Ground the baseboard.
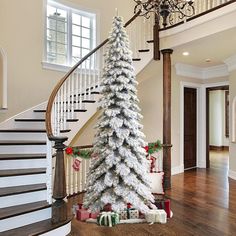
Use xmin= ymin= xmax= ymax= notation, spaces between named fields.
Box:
xmin=228 ymin=169 xmax=236 ymax=180
xmin=209 ymin=145 xmax=229 ymax=151
xmin=171 ymin=165 xmax=184 ymax=176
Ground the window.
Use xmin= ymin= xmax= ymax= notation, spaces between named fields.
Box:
xmin=44 ymin=0 xmax=96 ymax=69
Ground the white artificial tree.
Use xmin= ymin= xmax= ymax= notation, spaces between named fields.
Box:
xmin=83 ymin=16 xmax=155 ymax=213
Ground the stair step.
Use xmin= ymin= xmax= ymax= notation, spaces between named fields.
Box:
xmin=34 ymin=109 xmax=87 ymax=113
xmin=0 ymin=184 xmax=46 ymax=197
xmin=0 ymin=218 xmax=71 ymax=236
xmin=138 ymin=49 xmax=150 ymax=52
xmin=132 ymin=58 xmax=141 ymax=61
xmin=82 ymin=100 xmax=96 ymax=103
xmin=0 ymin=129 xmax=47 ymax=133
xmin=33 ymin=110 xmax=47 ymax=113
xmin=0 ymin=140 xmax=46 ymax=145
xmin=0 ymin=201 xmax=50 ymax=220
xmin=0 ymin=154 xmax=47 ymax=160
xmin=15 ymin=118 xmax=78 ymax=122
xmin=147 ymin=40 xmax=154 ymax=43
xmin=0 ymin=168 xmax=46 ymax=177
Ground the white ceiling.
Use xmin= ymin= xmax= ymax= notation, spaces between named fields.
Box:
xmin=172 ymin=27 xmax=236 ymax=67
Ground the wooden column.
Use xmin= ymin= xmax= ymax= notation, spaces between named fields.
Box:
xmin=153 ymin=14 xmax=160 ymax=60
xmin=51 ymin=136 xmax=68 ymax=224
xmin=161 ymin=49 xmax=173 ymax=190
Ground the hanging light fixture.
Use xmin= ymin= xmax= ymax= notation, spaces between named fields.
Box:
xmin=133 ymin=0 xmax=195 ymax=28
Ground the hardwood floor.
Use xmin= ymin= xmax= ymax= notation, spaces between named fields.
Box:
xmin=68 ymin=150 xmax=236 ymax=236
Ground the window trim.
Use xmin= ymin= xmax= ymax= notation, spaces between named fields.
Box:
xmin=42 ymin=0 xmax=99 ymax=72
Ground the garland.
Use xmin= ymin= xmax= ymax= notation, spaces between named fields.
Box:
xmin=144 ymin=140 xmax=162 ymax=154
xmin=65 ymin=146 xmax=93 ymax=159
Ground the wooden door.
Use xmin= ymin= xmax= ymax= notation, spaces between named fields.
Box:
xmin=184 ymin=88 xmax=197 ymax=169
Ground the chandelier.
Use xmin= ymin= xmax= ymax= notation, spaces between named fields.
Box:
xmin=133 ymin=0 xmax=195 ymax=28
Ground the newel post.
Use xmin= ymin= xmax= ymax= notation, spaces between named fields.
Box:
xmin=153 ymin=14 xmax=160 ymax=60
xmin=161 ymin=49 xmax=173 ymax=190
xmin=51 ymin=136 xmax=68 ymax=224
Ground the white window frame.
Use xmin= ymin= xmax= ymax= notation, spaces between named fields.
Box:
xmin=42 ymin=0 xmax=98 ymax=72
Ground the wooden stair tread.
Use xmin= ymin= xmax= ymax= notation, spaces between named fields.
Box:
xmin=34 ymin=109 xmax=87 ymax=113
xmin=0 ymin=129 xmax=47 ymax=133
xmin=0 ymin=217 xmax=71 ymax=236
xmin=15 ymin=118 xmax=78 ymax=122
xmin=0 ymin=183 xmax=46 ymax=197
xmin=0 ymin=200 xmax=50 ymax=220
xmin=82 ymin=100 xmax=96 ymax=103
xmin=138 ymin=49 xmax=150 ymax=52
xmin=132 ymin=58 xmax=141 ymax=61
xmin=0 ymin=153 xmax=47 ymax=160
xmin=0 ymin=140 xmax=46 ymax=145
xmin=0 ymin=168 xmax=46 ymax=177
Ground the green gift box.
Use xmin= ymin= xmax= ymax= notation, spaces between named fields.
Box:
xmin=97 ymin=212 xmax=120 ymax=227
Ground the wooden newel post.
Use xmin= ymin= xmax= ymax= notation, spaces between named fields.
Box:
xmin=153 ymin=14 xmax=160 ymax=60
xmin=161 ymin=49 xmax=173 ymax=190
xmin=51 ymin=136 xmax=68 ymax=224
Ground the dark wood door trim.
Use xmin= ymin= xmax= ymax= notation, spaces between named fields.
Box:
xmin=206 ymin=85 xmax=229 ymax=169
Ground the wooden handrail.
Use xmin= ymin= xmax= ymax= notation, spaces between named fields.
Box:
xmin=45 ymin=11 xmax=141 ymax=140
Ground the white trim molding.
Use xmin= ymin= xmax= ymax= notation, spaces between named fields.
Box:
xmin=172 ymin=165 xmax=184 ymax=176
xmin=0 ymin=48 xmax=7 ymax=109
xmin=228 ymin=169 xmax=236 ymax=180
xmin=175 ymin=63 xmax=229 ymax=80
xmin=224 ymin=54 xmax=236 ymax=72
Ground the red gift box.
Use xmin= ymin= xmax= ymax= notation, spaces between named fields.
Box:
xmin=90 ymin=212 xmax=99 ymax=219
xmin=155 ymin=199 xmax=171 ymax=218
xmin=76 ymin=209 xmax=90 ymax=221
xmin=127 ymin=203 xmax=132 ymax=209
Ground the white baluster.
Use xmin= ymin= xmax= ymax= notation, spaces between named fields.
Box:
xmin=88 ymin=59 xmax=91 ymax=100
xmin=84 ymin=60 xmax=87 ymax=101
xmin=67 ymin=77 xmax=71 ymax=120
xmin=71 ymin=73 xmax=75 ymax=119
xmin=79 ymin=160 xmax=83 ymax=192
xmin=75 ymin=67 xmax=79 ymax=110
xmin=79 ymin=65 xmax=83 ymax=109
xmin=63 ymin=83 xmax=67 ymax=131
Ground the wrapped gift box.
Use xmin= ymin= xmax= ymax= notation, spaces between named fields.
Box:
xmin=90 ymin=212 xmax=99 ymax=219
xmin=119 ymin=208 xmax=139 ymax=220
xmin=97 ymin=211 xmax=120 ymax=227
xmin=145 ymin=209 xmax=167 ymax=224
xmin=154 ymin=199 xmax=171 ymax=218
xmin=76 ymin=209 xmax=90 ymax=221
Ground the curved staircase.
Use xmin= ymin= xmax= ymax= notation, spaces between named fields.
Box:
xmin=0 ymin=0 xmax=234 ymax=234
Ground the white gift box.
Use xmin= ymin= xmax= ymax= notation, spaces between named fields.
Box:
xmin=145 ymin=209 xmax=167 ymax=224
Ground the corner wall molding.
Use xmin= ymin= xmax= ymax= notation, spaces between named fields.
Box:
xmin=229 ymin=169 xmax=236 ymax=180
xmin=224 ymin=54 xmax=236 ymax=72
xmin=171 ymin=165 xmax=184 ymax=176
xmin=175 ymin=63 xmax=229 ymax=80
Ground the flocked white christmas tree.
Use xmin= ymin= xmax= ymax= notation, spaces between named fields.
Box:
xmin=83 ymin=16 xmax=155 ymax=213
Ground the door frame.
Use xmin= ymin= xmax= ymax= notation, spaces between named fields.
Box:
xmin=206 ymin=84 xmax=229 ymax=168
xmin=180 ymin=81 xmax=229 ymax=171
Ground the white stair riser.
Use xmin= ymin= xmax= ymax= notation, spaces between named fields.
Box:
xmin=0 ymin=133 xmax=47 ymax=141
xmin=0 ymin=159 xmax=47 ymax=170
xmin=0 ymin=173 xmax=47 ymax=188
xmin=0 ymin=207 xmax=51 ymax=232
xmin=41 ymin=222 xmax=71 ymax=236
xmin=0 ymin=190 xmax=47 ymax=208
xmin=0 ymin=145 xmax=47 ymax=154
xmin=13 ymin=122 xmax=46 ymax=129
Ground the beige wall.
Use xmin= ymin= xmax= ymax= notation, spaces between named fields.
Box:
xmin=0 ymin=0 xmax=134 ymax=122
xmin=229 ymin=70 xmax=236 ymax=174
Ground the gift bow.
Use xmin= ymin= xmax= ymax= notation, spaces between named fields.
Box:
xmin=99 ymin=212 xmax=116 ymax=227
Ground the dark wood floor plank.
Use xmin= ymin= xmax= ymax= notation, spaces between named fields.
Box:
xmin=0 ymin=183 xmax=46 ymax=197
